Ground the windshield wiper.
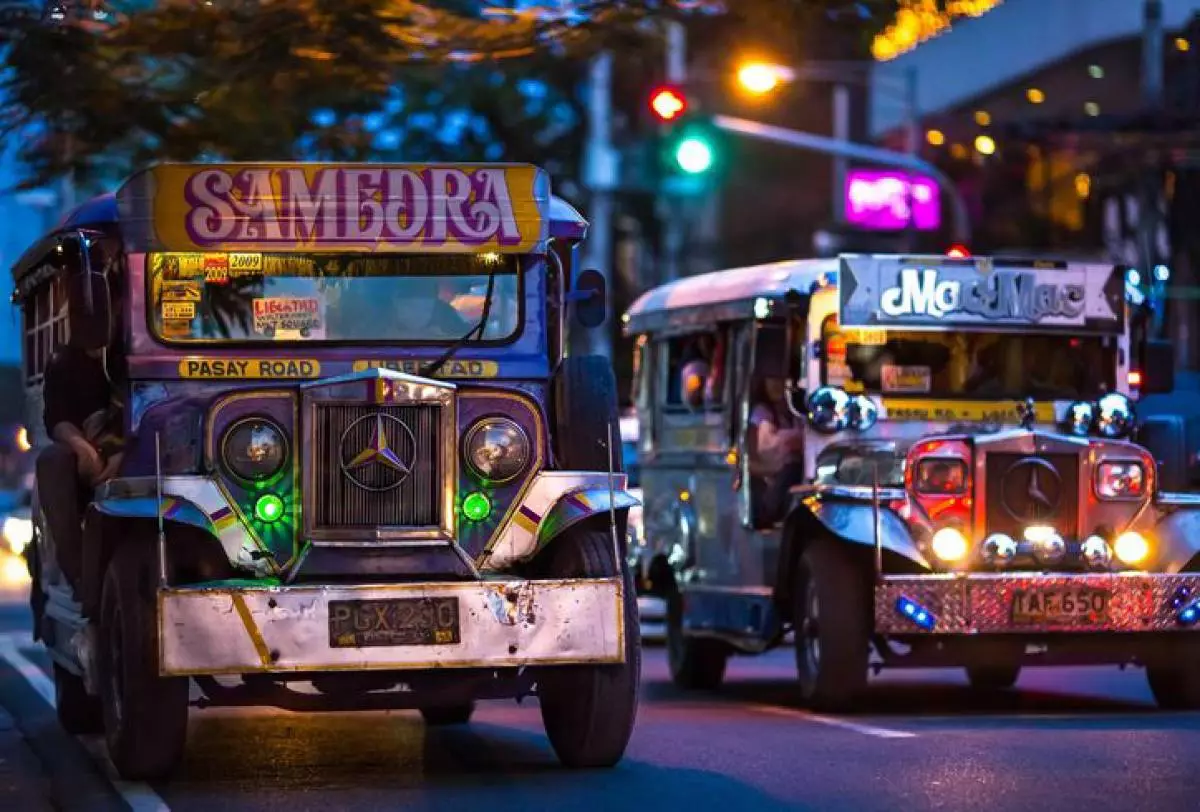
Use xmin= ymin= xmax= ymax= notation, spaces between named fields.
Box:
xmin=419 ymin=271 xmax=497 ymax=378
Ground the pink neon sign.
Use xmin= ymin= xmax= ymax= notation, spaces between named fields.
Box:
xmin=844 ymin=170 xmax=941 ymax=231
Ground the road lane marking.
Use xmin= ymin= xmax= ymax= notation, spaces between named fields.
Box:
xmin=0 ymin=632 xmax=171 ymax=812
xmin=750 ymin=705 xmax=916 ymax=738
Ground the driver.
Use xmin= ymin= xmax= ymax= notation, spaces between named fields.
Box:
xmin=393 ymin=277 xmax=472 ymax=339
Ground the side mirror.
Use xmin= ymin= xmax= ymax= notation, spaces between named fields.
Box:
xmin=1140 ymin=340 xmax=1175 ymax=395
xmin=572 ymin=268 xmax=607 ymax=328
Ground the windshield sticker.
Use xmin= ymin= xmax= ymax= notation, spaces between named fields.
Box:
xmin=881 ymin=365 xmax=931 ymax=393
xmin=162 ymin=302 xmax=195 ymax=321
xmin=229 ymin=253 xmax=263 ymax=274
xmin=178 ymin=358 xmax=321 ymax=379
xmin=133 ymin=163 xmax=549 ymax=254
xmin=252 ymin=297 xmax=325 ymax=340
xmin=204 ymin=253 xmax=230 ymax=285
xmin=161 ymin=281 xmax=201 ymax=302
xmin=844 ymin=327 xmax=887 ymax=346
xmin=882 ymin=399 xmax=1056 ymax=424
xmin=839 ymin=256 xmax=1123 ymax=331
xmin=353 ymin=359 xmax=500 ymax=378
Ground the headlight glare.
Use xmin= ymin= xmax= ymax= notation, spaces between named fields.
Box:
xmin=222 ymin=418 xmax=288 ymax=483
xmin=464 ymin=417 xmax=530 ymax=483
xmin=931 ymin=527 xmax=969 ymax=563
xmin=1095 ymin=461 xmax=1145 ymax=499
xmin=1114 ymin=531 xmax=1150 ymax=565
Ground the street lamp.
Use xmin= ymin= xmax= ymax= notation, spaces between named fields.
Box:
xmin=736 ymin=62 xmax=795 ymax=96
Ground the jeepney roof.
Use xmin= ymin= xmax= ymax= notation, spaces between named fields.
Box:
xmin=10 ymin=163 xmax=588 ymax=287
xmin=623 ymin=258 xmax=836 ymax=334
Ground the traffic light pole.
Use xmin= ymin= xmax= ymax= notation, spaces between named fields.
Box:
xmin=711 ymin=114 xmax=973 ymax=244
xmin=659 ymin=20 xmax=687 ymax=284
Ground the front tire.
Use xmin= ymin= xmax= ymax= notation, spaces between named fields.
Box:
xmin=793 ymin=539 xmax=870 ymax=712
xmin=420 ymin=703 xmax=475 ymax=726
xmin=99 ymin=544 xmax=190 ymax=780
xmin=53 ymin=664 xmax=103 ymax=735
xmin=666 ymin=588 xmax=729 ymax=690
xmin=537 ymin=523 xmax=639 ymax=769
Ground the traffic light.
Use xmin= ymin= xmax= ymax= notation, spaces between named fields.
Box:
xmin=649 ymin=85 xmax=687 ymax=123
xmin=645 ymin=85 xmax=722 ymax=192
xmin=661 ymin=118 xmax=722 ymax=180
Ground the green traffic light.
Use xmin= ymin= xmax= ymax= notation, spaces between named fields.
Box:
xmin=674 ymin=136 xmax=714 ymax=174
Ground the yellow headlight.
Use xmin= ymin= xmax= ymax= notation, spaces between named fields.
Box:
xmin=1113 ymin=531 xmax=1149 ymax=565
xmin=931 ymin=527 xmax=969 ymax=563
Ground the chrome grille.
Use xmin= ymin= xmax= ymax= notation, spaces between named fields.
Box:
xmin=313 ymin=404 xmax=442 ymax=528
xmin=983 ymin=452 xmax=1079 ymax=540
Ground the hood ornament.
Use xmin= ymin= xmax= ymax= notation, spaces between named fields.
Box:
xmin=1018 ymin=397 xmax=1037 ymax=430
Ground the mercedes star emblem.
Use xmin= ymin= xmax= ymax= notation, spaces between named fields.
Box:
xmin=1001 ymin=457 xmax=1063 ymax=522
xmin=339 ymin=412 xmax=417 ymax=492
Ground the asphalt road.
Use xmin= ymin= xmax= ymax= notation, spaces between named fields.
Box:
xmin=1 ymin=549 xmax=1199 ymax=812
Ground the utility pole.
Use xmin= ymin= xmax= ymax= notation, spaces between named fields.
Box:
xmin=580 ymin=51 xmax=617 ymax=359
xmin=1141 ymin=0 xmax=1167 ymax=339
xmin=659 ymin=20 xmax=686 ymax=284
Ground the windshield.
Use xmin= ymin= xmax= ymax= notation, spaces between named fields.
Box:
xmin=147 ymin=251 xmax=521 ymax=344
xmin=821 ymin=317 xmax=1118 ymax=400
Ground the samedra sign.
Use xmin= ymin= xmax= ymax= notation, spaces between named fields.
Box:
xmin=838 ymin=254 xmax=1124 ymax=332
xmin=117 ymin=163 xmax=549 ymax=254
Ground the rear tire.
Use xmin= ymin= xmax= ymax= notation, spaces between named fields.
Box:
xmin=99 ymin=544 xmax=190 ymax=780
xmin=420 ymin=703 xmax=475 ymax=726
xmin=965 ymin=665 xmax=1021 ymax=691
xmin=53 ymin=663 xmax=103 ymax=735
xmin=554 ymin=356 xmax=622 ymax=471
xmin=793 ymin=539 xmax=870 ymax=712
xmin=537 ymin=523 xmax=639 ymax=769
xmin=666 ymin=588 xmax=729 ymax=690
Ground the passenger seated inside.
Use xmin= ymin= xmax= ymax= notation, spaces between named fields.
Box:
xmin=747 ymin=378 xmax=806 ymax=527
xmin=678 ymin=332 xmax=726 ymax=409
xmin=36 ymin=268 xmax=125 ymax=589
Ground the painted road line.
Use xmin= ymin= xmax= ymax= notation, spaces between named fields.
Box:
xmin=751 ymin=705 xmax=917 ymax=738
xmin=0 ymin=633 xmax=171 ymax=812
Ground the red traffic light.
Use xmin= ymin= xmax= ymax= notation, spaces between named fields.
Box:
xmin=650 ymin=86 xmax=687 ymax=122
xmin=946 ymin=244 xmax=971 ymax=258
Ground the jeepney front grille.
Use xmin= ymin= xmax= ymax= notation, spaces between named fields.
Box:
xmin=982 ymin=452 xmax=1080 ymax=541
xmin=312 ymin=403 xmax=443 ymax=529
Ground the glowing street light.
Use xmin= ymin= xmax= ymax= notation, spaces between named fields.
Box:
xmin=737 ymin=62 xmax=792 ymax=96
xmin=974 ymin=134 xmax=996 ymax=155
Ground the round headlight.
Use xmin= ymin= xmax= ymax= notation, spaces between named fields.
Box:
xmin=464 ymin=417 xmax=530 ymax=483
xmin=1081 ymin=535 xmax=1112 ymax=569
xmin=806 ymin=386 xmax=851 ymax=434
xmin=981 ymin=533 xmax=1017 ymax=565
xmin=221 ymin=418 xmax=288 ymax=483
xmin=1065 ymin=400 xmax=1095 ymax=437
xmin=848 ymin=395 xmax=878 ymax=432
xmin=1096 ymin=392 xmax=1136 ymax=439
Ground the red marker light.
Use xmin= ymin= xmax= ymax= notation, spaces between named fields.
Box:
xmin=1128 ymin=370 xmax=1144 ymax=388
xmin=946 ymin=244 xmax=971 ymax=258
xmin=650 ymin=86 xmax=687 ymax=122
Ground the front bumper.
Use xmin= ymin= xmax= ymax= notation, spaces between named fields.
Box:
xmin=875 ymin=573 xmax=1200 ymax=635
xmin=158 ymin=577 xmax=626 ymax=676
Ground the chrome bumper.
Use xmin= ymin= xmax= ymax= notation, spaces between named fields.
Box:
xmin=158 ymin=577 xmax=626 ymax=676
xmin=875 ymin=573 xmax=1200 ymax=635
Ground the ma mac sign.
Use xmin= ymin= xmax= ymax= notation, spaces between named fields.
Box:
xmin=837 ymin=255 xmax=1125 ymax=332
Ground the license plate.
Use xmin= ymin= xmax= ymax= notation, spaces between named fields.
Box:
xmin=328 ymin=597 xmax=461 ymax=648
xmin=1010 ymin=588 xmax=1110 ymax=625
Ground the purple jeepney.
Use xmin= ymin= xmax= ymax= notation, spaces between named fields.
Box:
xmin=13 ymin=162 xmax=639 ymax=780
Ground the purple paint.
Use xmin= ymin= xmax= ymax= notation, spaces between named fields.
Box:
xmin=183 ymin=166 xmax=524 ymax=247
xmin=844 ymin=170 xmax=941 ymax=231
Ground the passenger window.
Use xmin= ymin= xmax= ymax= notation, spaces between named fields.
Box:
xmin=662 ymin=329 xmax=727 ymax=413
xmin=22 ymin=270 xmax=68 ymax=386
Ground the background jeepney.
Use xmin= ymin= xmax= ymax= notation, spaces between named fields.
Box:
xmin=15 ymin=162 xmax=639 ymax=780
xmin=625 ymin=253 xmax=1200 ymax=711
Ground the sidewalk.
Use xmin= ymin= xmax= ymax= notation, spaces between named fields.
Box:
xmin=0 ymin=704 xmax=53 ymax=811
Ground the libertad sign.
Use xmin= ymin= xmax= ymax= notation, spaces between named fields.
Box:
xmin=120 ymin=163 xmax=549 ymax=254
xmin=837 ymin=255 xmax=1123 ymax=332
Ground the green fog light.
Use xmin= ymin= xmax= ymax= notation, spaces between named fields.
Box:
xmin=462 ymin=491 xmax=491 ymax=522
xmin=255 ymin=493 xmax=285 ymax=523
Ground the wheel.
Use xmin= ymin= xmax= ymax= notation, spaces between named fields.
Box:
xmin=666 ymin=588 xmax=729 ymax=690
xmin=53 ymin=663 xmax=103 ymax=735
xmin=536 ymin=522 xmax=640 ymax=769
xmin=793 ymin=538 xmax=870 ymax=712
xmin=554 ymin=355 xmax=623 ymax=471
xmin=1146 ymin=658 xmax=1200 ymax=709
xmin=420 ymin=703 xmax=475 ymax=726
xmin=965 ymin=665 xmax=1021 ymax=691
xmin=98 ymin=544 xmax=190 ymax=780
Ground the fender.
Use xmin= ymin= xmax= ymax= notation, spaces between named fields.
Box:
xmin=534 ymin=487 xmax=639 ymax=550
xmin=1148 ymin=493 xmax=1200 ymax=572
xmin=775 ymin=488 xmax=929 ymax=616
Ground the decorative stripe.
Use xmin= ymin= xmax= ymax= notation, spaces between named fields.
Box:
xmin=230 ymin=593 xmax=272 ymax=668
xmin=210 ymin=506 xmax=234 ymax=522
xmin=565 ymin=493 xmax=591 ymax=512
